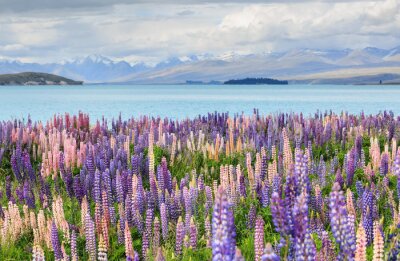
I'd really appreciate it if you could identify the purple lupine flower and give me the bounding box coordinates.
[293,192,315,260]
[205,186,213,214]
[71,230,78,261]
[271,192,289,236]
[198,174,205,192]
[346,151,355,186]
[133,251,140,261]
[212,187,236,261]
[247,205,256,229]
[23,180,35,209]
[361,187,373,244]
[137,176,145,214]
[160,203,168,240]
[153,216,161,250]
[0,148,5,165]
[205,215,212,247]
[22,150,35,181]
[85,212,97,260]
[238,172,246,198]
[51,222,63,260]
[133,208,143,234]
[261,243,279,261]
[94,169,102,204]
[394,151,400,201]
[10,147,22,181]
[261,181,270,207]
[335,169,344,188]
[73,175,84,202]
[255,216,265,261]
[329,182,356,259]
[125,196,133,227]
[190,217,197,249]
[316,231,336,261]
[5,176,14,203]
[380,153,389,176]
[272,175,282,196]
[284,167,296,235]
[149,177,158,209]
[356,181,364,198]
[116,171,124,203]
[142,207,154,257]
[176,216,185,256]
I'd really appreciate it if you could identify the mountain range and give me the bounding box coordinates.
[1,46,400,84]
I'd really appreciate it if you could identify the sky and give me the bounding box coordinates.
[0,0,399,64]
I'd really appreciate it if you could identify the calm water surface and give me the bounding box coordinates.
[1,84,400,122]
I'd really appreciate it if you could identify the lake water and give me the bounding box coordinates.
[1,84,400,122]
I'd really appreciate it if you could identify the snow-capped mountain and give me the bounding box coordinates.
[1,46,400,83]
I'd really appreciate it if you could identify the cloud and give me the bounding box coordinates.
[0,0,377,13]
[0,0,398,63]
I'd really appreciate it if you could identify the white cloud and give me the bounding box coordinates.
[0,0,398,63]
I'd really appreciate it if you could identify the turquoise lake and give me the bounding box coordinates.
[1,84,400,122]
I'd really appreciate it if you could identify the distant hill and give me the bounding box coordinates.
[0,72,83,85]
[224,77,288,85]
[1,46,400,84]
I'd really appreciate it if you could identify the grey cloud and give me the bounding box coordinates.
[177,10,195,16]
[0,0,374,13]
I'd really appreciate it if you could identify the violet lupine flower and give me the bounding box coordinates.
[261,243,279,261]
[394,151,400,201]
[5,176,14,203]
[346,151,356,187]
[198,174,205,192]
[125,197,133,227]
[335,169,344,189]
[255,216,265,261]
[212,187,236,261]
[142,207,154,257]
[293,192,315,260]
[190,217,197,249]
[133,251,140,261]
[0,148,4,165]
[133,208,143,234]
[361,188,373,245]
[294,150,308,195]
[85,212,97,260]
[247,205,256,229]
[153,216,161,250]
[51,221,63,260]
[160,203,168,240]
[205,186,213,214]
[22,150,35,181]
[73,176,84,203]
[71,230,78,261]
[271,192,289,236]
[205,215,212,247]
[175,216,185,256]
[315,231,336,261]
[261,182,270,207]
[23,180,35,209]
[94,169,102,205]
[380,153,389,176]
[116,172,124,204]
[10,147,23,181]
[329,182,356,259]
[272,175,282,196]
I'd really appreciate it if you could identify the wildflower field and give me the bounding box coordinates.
[0,110,399,260]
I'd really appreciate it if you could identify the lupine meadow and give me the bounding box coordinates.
[0,110,399,260]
